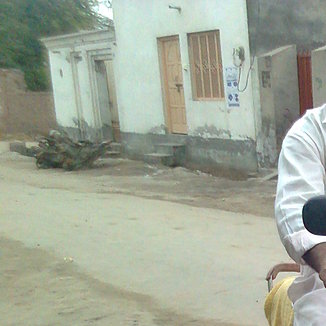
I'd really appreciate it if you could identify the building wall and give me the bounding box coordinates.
[0,69,56,136]
[113,0,256,140]
[48,52,77,128]
[312,46,326,107]
[255,46,300,167]
[247,0,326,55]
[43,30,116,140]
[272,47,300,149]
[113,0,258,171]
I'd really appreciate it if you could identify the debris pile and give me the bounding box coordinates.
[36,130,111,170]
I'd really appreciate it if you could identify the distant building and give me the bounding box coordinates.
[112,0,261,172]
[42,29,120,142]
[44,1,326,173]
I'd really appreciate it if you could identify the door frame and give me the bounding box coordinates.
[70,51,86,139]
[157,35,187,134]
[87,50,113,139]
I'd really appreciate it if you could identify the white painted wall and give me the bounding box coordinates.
[75,52,96,126]
[48,51,77,127]
[43,30,115,130]
[113,0,256,140]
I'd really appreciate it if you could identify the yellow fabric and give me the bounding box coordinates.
[264,276,295,326]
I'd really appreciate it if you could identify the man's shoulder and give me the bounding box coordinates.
[304,104,326,122]
[288,104,326,137]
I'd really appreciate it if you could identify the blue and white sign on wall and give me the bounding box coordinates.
[225,67,240,108]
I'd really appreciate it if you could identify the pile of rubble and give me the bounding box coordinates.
[10,130,112,171]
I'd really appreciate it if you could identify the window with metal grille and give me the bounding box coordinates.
[188,30,224,100]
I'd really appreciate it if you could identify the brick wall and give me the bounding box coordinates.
[0,69,56,137]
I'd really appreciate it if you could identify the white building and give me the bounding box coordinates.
[42,29,120,141]
[42,1,303,172]
[113,0,259,171]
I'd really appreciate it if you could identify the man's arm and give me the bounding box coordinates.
[303,243,326,286]
[266,262,300,281]
[276,125,326,265]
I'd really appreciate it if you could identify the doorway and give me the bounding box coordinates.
[94,60,112,140]
[91,55,120,142]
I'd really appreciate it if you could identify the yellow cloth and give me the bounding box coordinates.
[264,276,295,326]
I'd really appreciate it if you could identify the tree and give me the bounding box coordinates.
[0,0,107,91]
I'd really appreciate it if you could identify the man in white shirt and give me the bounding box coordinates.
[276,104,326,324]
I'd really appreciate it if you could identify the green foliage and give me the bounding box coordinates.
[24,66,50,91]
[0,0,106,91]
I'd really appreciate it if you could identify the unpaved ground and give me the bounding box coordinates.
[0,146,286,326]
[0,149,277,218]
[1,237,232,326]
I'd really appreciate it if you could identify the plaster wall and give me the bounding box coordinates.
[256,45,300,167]
[48,52,77,127]
[43,30,116,139]
[113,0,256,141]
[312,46,326,108]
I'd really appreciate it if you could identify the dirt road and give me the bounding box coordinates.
[1,237,233,326]
[0,147,289,325]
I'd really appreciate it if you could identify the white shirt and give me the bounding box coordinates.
[276,104,326,325]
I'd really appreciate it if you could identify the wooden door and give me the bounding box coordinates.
[297,51,313,116]
[159,36,187,134]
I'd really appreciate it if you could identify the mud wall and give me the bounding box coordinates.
[0,69,56,137]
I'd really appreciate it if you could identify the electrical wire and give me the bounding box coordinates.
[236,0,260,93]
[237,58,255,93]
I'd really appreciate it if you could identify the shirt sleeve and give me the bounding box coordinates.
[275,130,326,263]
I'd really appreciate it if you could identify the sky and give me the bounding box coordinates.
[98,3,113,20]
